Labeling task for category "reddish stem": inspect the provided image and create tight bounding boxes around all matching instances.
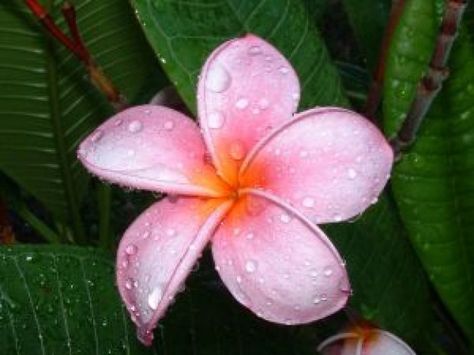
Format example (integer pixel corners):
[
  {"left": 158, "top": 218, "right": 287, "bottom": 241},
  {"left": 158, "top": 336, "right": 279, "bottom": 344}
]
[
  {"left": 24, "top": 0, "right": 128, "bottom": 111},
  {"left": 363, "top": 0, "right": 407, "bottom": 122},
  {"left": 391, "top": 0, "right": 468, "bottom": 154}
]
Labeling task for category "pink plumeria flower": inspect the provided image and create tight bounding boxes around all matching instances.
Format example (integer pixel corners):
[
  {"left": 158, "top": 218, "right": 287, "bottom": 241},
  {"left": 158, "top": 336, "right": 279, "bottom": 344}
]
[
  {"left": 78, "top": 34, "right": 393, "bottom": 345},
  {"left": 318, "top": 323, "right": 416, "bottom": 354}
]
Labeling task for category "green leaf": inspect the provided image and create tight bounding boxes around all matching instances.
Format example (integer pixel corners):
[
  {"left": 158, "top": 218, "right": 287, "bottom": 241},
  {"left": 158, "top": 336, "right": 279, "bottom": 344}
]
[
  {"left": 341, "top": 0, "right": 391, "bottom": 71},
  {"left": 131, "top": 0, "right": 348, "bottom": 112},
  {"left": 382, "top": 0, "right": 438, "bottom": 137},
  {"left": 326, "top": 193, "right": 433, "bottom": 346},
  {"left": 0, "top": 0, "right": 161, "bottom": 238},
  {"left": 391, "top": 32, "right": 474, "bottom": 343},
  {"left": 0, "top": 245, "right": 152, "bottom": 355}
]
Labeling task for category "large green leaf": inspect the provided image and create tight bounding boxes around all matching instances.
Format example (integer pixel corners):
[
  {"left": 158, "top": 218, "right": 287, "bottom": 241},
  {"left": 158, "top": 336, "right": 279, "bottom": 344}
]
[
  {"left": 0, "top": 245, "right": 152, "bottom": 355},
  {"left": 390, "top": 32, "right": 474, "bottom": 343},
  {"left": 382, "top": 0, "right": 438, "bottom": 137},
  {"left": 326, "top": 193, "right": 433, "bottom": 347},
  {"left": 0, "top": 0, "right": 161, "bottom": 236},
  {"left": 131, "top": 0, "right": 348, "bottom": 111},
  {"left": 341, "top": 0, "right": 391, "bottom": 71}
]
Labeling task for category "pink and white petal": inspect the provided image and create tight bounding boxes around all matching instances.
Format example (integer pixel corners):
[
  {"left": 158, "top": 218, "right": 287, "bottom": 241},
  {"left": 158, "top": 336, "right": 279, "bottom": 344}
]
[
  {"left": 78, "top": 105, "right": 228, "bottom": 197},
  {"left": 198, "top": 34, "right": 300, "bottom": 185},
  {"left": 366, "top": 330, "right": 416, "bottom": 355},
  {"left": 211, "top": 191, "right": 350, "bottom": 325},
  {"left": 240, "top": 107, "right": 393, "bottom": 224},
  {"left": 116, "top": 197, "right": 233, "bottom": 345}
]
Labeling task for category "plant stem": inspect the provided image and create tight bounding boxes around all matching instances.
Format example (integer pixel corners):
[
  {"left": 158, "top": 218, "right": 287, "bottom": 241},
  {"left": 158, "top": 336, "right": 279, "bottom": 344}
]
[
  {"left": 390, "top": 0, "right": 468, "bottom": 154},
  {"left": 16, "top": 205, "right": 61, "bottom": 244},
  {"left": 24, "top": 0, "right": 128, "bottom": 111},
  {"left": 97, "top": 184, "right": 112, "bottom": 250},
  {"left": 363, "top": 0, "right": 407, "bottom": 122}
]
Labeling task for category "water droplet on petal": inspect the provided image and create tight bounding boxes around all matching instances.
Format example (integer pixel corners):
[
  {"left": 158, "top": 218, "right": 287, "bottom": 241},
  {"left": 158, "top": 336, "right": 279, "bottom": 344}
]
[
  {"left": 347, "top": 168, "right": 357, "bottom": 179},
  {"left": 91, "top": 130, "right": 103, "bottom": 142},
  {"left": 235, "top": 97, "right": 249, "bottom": 110},
  {"left": 248, "top": 45, "right": 262, "bottom": 55},
  {"left": 313, "top": 296, "right": 321, "bottom": 304},
  {"left": 114, "top": 119, "right": 123, "bottom": 126},
  {"left": 128, "top": 120, "right": 143, "bottom": 133},
  {"left": 125, "top": 244, "right": 137, "bottom": 255},
  {"left": 125, "top": 278, "right": 134, "bottom": 290},
  {"left": 229, "top": 141, "right": 245, "bottom": 160},
  {"left": 142, "top": 231, "right": 150, "bottom": 239},
  {"left": 147, "top": 287, "right": 163, "bottom": 310},
  {"left": 236, "top": 276, "right": 242, "bottom": 283},
  {"left": 206, "top": 64, "right": 231, "bottom": 93},
  {"left": 302, "top": 197, "right": 315, "bottom": 208},
  {"left": 164, "top": 120, "right": 174, "bottom": 130},
  {"left": 246, "top": 232, "right": 254, "bottom": 240},
  {"left": 245, "top": 259, "right": 258, "bottom": 273},
  {"left": 208, "top": 112, "right": 225, "bottom": 129},
  {"left": 278, "top": 66, "right": 289, "bottom": 75},
  {"left": 280, "top": 214, "right": 291, "bottom": 224},
  {"left": 333, "top": 214, "right": 343, "bottom": 222},
  {"left": 323, "top": 266, "right": 333, "bottom": 277},
  {"left": 166, "top": 228, "right": 176, "bottom": 237}
]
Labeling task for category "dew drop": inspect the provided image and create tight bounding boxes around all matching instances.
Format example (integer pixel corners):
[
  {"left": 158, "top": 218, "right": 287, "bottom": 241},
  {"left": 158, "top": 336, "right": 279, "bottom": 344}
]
[
  {"left": 248, "top": 45, "right": 262, "bottom": 55},
  {"left": 125, "top": 244, "right": 137, "bottom": 255},
  {"left": 147, "top": 287, "right": 163, "bottom": 310},
  {"left": 164, "top": 120, "right": 174, "bottom": 130},
  {"left": 208, "top": 112, "right": 225, "bottom": 129},
  {"left": 141, "top": 231, "right": 150, "bottom": 239},
  {"left": 278, "top": 66, "right": 289, "bottom": 75},
  {"left": 245, "top": 259, "right": 258, "bottom": 273},
  {"left": 144, "top": 109, "right": 151, "bottom": 115},
  {"left": 235, "top": 97, "right": 249, "bottom": 110},
  {"left": 292, "top": 92, "right": 300, "bottom": 101},
  {"left": 333, "top": 214, "right": 343, "bottom": 222},
  {"left": 280, "top": 213, "right": 291, "bottom": 224},
  {"left": 91, "top": 130, "right": 103, "bottom": 142},
  {"left": 114, "top": 119, "right": 123, "bottom": 127},
  {"left": 206, "top": 64, "right": 231, "bottom": 93},
  {"left": 128, "top": 120, "right": 143, "bottom": 133},
  {"left": 347, "top": 168, "right": 357, "bottom": 179},
  {"left": 229, "top": 141, "right": 246, "bottom": 160},
  {"left": 302, "top": 197, "right": 315, "bottom": 208},
  {"left": 313, "top": 296, "right": 321, "bottom": 304},
  {"left": 166, "top": 228, "right": 176, "bottom": 237},
  {"left": 246, "top": 232, "right": 255, "bottom": 240},
  {"left": 125, "top": 278, "right": 134, "bottom": 290},
  {"left": 323, "top": 267, "right": 333, "bottom": 277},
  {"left": 236, "top": 276, "right": 242, "bottom": 284}
]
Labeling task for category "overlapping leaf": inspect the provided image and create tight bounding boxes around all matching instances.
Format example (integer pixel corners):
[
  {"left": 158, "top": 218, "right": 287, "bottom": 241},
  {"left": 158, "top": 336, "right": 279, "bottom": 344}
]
[
  {"left": 0, "top": 245, "right": 152, "bottom": 355},
  {"left": 0, "top": 0, "right": 160, "bottom": 231},
  {"left": 389, "top": 31, "right": 474, "bottom": 342}
]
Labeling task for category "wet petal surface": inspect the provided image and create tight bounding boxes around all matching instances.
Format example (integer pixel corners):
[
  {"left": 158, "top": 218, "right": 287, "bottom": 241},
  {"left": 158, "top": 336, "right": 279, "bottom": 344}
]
[
  {"left": 241, "top": 108, "right": 393, "bottom": 223},
  {"left": 78, "top": 105, "right": 229, "bottom": 197},
  {"left": 212, "top": 193, "right": 350, "bottom": 325},
  {"left": 116, "top": 196, "right": 232, "bottom": 345},
  {"left": 198, "top": 34, "right": 300, "bottom": 185}
]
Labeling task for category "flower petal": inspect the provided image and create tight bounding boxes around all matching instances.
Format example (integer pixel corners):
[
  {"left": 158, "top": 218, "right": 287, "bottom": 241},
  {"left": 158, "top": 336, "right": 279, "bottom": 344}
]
[
  {"left": 116, "top": 196, "right": 233, "bottom": 345},
  {"left": 240, "top": 108, "right": 393, "bottom": 224},
  {"left": 78, "top": 105, "right": 229, "bottom": 197},
  {"left": 211, "top": 190, "right": 350, "bottom": 325},
  {"left": 198, "top": 34, "right": 300, "bottom": 185}
]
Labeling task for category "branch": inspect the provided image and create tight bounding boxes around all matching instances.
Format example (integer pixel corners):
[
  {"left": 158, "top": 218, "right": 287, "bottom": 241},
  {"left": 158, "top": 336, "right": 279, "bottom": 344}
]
[
  {"left": 24, "top": 0, "right": 128, "bottom": 111},
  {"left": 363, "top": 0, "right": 407, "bottom": 122},
  {"left": 390, "top": 0, "right": 468, "bottom": 154}
]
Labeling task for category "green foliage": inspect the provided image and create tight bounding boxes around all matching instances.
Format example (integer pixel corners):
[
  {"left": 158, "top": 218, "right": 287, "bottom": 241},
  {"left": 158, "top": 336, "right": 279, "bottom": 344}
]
[
  {"left": 383, "top": 0, "right": 438, "bottom": 137},
  {"left": 391, "top": 31, "right": 474, "bottom": 343},
  {"left": 0, "top": 0, "right": 161, "bottom": 239},
  {"left": 0, "top": 245, "right": 152, "bottom": 355},
  {"left": 131, "top": 0, "right": 348, "bottom": 112}
]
